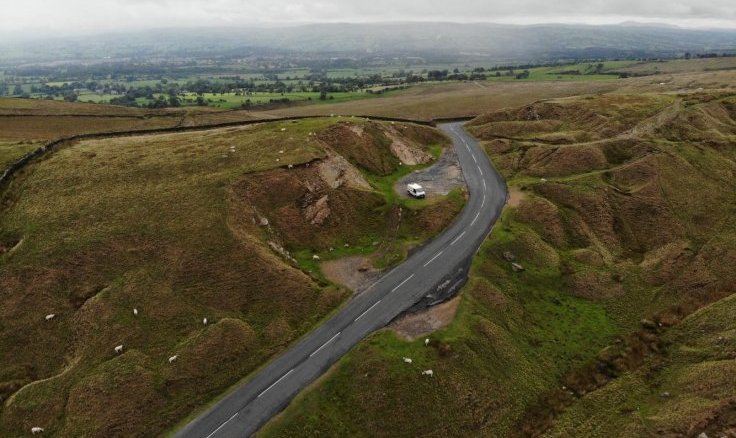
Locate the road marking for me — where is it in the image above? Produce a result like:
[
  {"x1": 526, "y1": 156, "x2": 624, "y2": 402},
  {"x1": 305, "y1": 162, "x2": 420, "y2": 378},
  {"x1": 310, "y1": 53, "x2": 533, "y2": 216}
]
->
[
  {"x1": 481, "y1": 194, "x2": 486, "y2": 208},
  {"x1": 450, "y1": 231, "x2": 466, "y2": 246},
  {"x1": 310, "y1": 331, "x2": 342, "y2": 357},
  {"x1": 471, "y1": 211, "x2": 480, "y2": 226},
  {"x1": 258, "y1": 369, "x2": 295, "y2": 398},
  {"x1": 483, "y1": 179, "x2": 486, "y2": 190},
  {"x1": 477, "y1": 165, "x2": 483, "y2": 176},
  {"x1": 423, "y1": 251, "x2": 443, "y2": 267},
  {"x1": 206, "y1": 413, "x2": 239, "y2": 438},
  {"x1": 471, "y1": 154, "x2": 477, "y2": 163},
  {"x1": 391, "y1": 274, "x2": 415, "y2": 292},
  {"x1": 354, "y1": 301, "x2": 381, "y2": 322}
]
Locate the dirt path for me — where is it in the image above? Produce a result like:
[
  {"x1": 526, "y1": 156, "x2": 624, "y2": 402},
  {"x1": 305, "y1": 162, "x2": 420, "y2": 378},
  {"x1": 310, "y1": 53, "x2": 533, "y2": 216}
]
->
[{"x1": 394, "y1": 144, "x2": 466, "y2": 198}]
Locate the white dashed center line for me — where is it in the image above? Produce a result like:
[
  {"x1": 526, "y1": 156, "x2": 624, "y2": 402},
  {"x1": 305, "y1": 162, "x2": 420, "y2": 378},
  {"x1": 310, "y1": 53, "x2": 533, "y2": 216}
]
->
[
  {"x1": 310, "y1": 332, "x2": 342, "y2": 357},
  {"x1": 258, "y1": 369, "x2": 295, "y2": 398},
  {"x1": 450, "y1": 231, "x2": 466, "y2": 246},
  {"x1": 354, "y1": 301, "x2": 381, "y2": 322},
  {"x1": 423, "y1": 251, "x2": 443, "y2": 267},
  {"x1": 206, "y1": 413, "x2": 239, "y2": 438},
  {"x1": 471, "y1": 211, "x2": 480, "y2": 226},
  {"x1": 391, "y1": 274, "x2": 414, "y2": 292}
]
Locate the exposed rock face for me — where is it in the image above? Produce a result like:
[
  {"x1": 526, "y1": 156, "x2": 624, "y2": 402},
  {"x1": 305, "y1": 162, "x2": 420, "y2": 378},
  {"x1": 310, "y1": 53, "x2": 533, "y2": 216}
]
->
[
  {"x1": 317, "y1": 151, "x2": 371, "y2": 190},
  {"x1": 304, "y1": 195, "x2": 331, "y2": 225},
  {"x1": 385, "y1": 129, "x2": 433, "y2": 165}
]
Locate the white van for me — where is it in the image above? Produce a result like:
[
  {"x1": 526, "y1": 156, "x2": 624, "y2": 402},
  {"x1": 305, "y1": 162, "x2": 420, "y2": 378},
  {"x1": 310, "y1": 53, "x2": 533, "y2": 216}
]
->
[{"x1": 407, "y1": 183, "x2": 426, "y2": 198}]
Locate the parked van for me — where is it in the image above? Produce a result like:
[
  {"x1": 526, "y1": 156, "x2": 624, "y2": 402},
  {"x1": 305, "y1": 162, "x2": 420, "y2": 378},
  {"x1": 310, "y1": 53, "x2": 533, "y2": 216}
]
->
[{"x1": 407, "y1": 183, "x2": 426, "y2": 198}]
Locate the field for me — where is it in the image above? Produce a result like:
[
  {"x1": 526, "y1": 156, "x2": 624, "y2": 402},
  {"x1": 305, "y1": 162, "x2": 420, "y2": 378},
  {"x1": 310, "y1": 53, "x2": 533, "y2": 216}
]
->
[
  {"x1": 259, "y1": 87, "x2": 736, "y2": 437},
  {"x1": 1, "y1": 57, "x2": 736, "y2": 437},
  {"x1": 0, "y1": 115, "x2": 461, "y2": 437},
  {"x1": 264, "y1": 69, "x2": 736, "y2": 120}
]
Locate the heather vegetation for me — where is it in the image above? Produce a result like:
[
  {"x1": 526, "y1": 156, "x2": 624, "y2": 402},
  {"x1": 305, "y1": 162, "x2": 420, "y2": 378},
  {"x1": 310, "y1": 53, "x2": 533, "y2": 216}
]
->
[
  {"x1": 0, "y1": 116, "x2": 454, "y2": 437},
  {"x1": 260, "y1": 89, "x2": 736, "y2": 437}
]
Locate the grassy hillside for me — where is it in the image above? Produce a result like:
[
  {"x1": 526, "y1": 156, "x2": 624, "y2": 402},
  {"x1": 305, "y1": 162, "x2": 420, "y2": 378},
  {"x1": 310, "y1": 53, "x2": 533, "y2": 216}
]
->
[
  {"x1": 0, "y1": 117, "x2": 454, "y2": 437},
  {"x1": 266, "y1": 69, "x2": 736, "y2": 120},
  {"x1": 259, "y1": 90, "x2": 736, "y2": 437}
]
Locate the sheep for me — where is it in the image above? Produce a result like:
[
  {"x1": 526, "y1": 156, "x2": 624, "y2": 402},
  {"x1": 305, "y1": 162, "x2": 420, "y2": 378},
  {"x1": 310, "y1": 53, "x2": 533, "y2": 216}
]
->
[
  {"x1": 422, "y1": 369, "x2": 434, "y2": 377},
  {"x1": 312, "y1": 254, "x2": 320, "y2": 260},
  {"x1": 133, "y1": 308, "x2": 138, "y2": 316},
  {"x1": 31, "y1": 427, "x2": 44, "y2": 434},
  {"x1": 403, "y1": 357, "x2": 412, "y2": 364},
  {"x1": 203, "y1": 317, "x2": 208, "y2": 325},
  {"x1": 114, "y1": 345, "x2": 124, "y2": 354},
  {"x1": 287, "y1": 164, "x2": 293, "y2": 169},
  {"x1": 424, "y1": 338, "x2": 430, "y2": 346},
  {"x1": 168, "y1": 355, "x2": 178, "y2": 364},
  {"x1": 280, "y1": 128, "x2": 286, "y2": 132},
  {"x1": 45, "y1": 314, "x2": 56, "y2": 321}
]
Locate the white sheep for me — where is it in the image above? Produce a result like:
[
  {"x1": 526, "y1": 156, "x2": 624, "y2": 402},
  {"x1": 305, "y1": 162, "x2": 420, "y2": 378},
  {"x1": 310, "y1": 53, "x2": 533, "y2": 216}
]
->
[
  {"x1": 403, "y1": 357, "x2": 412, "y2": 364},
  {"x1": 45, "y1": 314, "x2": 56, "y2": 321},
  {"x1": 312, "y1": 254, "x2": 320, "y2": 260},
  {"x1": 424, "y1": 338, "x2": 430, "y2": 346},
  {"x1": 280, "y1": 128, "x2": 286, "y2": 132},
  {"x1": 133, "y1": 308, "x2": 138, "y2": 316},
  {"x1": 203, "y1": 317, "x2": 208, "y2": 325},
  {"x1": 114, "y1": 345, "x2": 124, "y2": 354},
  {"x1": 168, "y1": 355, "x2": 178, "y2": 364},
  {"x1": 31, "y1": 427, "x2": 44, "y2": 434},
  {"x1": 422, "y1": 369, "x2": 434, "y2": 377}
]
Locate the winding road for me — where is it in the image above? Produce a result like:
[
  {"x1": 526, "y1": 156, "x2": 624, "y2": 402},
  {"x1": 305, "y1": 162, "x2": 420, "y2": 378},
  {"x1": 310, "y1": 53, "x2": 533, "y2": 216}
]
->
[{"x1": 174, "y1": 121, "x2": 508, "y2": 438}]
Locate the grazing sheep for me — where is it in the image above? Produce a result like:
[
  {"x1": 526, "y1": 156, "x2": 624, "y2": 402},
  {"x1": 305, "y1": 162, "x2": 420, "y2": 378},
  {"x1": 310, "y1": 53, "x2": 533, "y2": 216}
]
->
[
  {"x1": 31, "y1": 427, "x2": 44, "y2": 434},
  {"x1": 168, "y1": 355, "x2": 178, "y2": 364},
  {"x1": 422, "y1": 369, "x2": 434, "y2": 377},
  {"x1": 133, "y1": 308, "x2": 138, "y2": 316},
  {"x1": 312, "y1": 254, "x2": 320, "y2": 260},
  {"x1": 114, "y1": 345, "x2": 124, "y2": 354},
  {"x1": 203, "y1": 317, "x2": 208, "y2": 325},
  {"x1": 280, "y1": 128, "x2": 286, "y2": 132},
  {"x1": 403, "y1": 357, "x2": 412, "y2": 364},
  {"x1": 287, "y1": 164, "x2": 293, "y2": 169},
  {"x1": 424, "y1": 338, "x2": 430, "y2": 346},
  {"x1": 45, "y1": 314, "x2": 56, "y2": 321}
]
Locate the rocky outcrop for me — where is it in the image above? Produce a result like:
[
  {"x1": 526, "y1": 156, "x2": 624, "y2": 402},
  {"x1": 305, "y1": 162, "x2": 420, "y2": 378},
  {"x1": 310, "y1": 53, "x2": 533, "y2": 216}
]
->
[{"x1": 303, "y1": 195, "x2": 331, "y2": 225}]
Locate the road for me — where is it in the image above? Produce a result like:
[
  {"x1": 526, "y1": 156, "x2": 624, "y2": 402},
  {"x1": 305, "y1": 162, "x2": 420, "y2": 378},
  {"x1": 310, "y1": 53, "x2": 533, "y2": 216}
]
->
[{"x1": 174, "y1": 121, "x2": 508, "y2": 438}]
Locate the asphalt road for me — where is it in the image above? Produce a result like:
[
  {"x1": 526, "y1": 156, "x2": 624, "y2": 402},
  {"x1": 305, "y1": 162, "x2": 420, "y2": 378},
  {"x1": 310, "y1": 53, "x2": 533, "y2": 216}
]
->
[{"x1": 174, "y1": 121, "x2": 508, "y2": 438}]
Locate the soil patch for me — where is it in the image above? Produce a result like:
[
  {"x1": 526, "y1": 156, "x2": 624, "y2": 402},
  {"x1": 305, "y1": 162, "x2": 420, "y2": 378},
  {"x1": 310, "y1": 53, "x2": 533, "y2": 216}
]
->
[
  {"x1": 390, "y1": 296, "x2": 461, "y2": 340},
  {"x1": 507, "y1": 186, "x2": 526, "y2": 207},
  {"x1": 320, "y1": 256, "x2": 383, "y2": 293}
]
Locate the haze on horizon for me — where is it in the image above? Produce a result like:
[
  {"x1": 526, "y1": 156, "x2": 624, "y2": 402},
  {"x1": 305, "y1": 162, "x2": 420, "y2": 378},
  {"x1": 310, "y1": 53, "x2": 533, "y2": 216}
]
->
[{"x1": 4, "y1": 0, "x2": 736, "y2": 37}]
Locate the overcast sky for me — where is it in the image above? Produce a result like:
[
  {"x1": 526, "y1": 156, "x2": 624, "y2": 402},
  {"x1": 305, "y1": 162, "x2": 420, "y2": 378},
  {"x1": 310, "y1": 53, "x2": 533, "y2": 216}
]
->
[{"x1": 4, "y1": 0, "x2": 736, "y2": 35}]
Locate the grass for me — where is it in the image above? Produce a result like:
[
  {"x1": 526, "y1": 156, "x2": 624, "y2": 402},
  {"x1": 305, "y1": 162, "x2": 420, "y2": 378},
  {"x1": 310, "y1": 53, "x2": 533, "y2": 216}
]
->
[
  {"x1": 0, "y1": 140, "x2": 39, "y2": 170},
  {"x1": 0, "y1": 118, "x2": 335, "y2": 436},
  {"x1": 0, "y1": 116, "x2": 466, "y2": 437},
  {"x1": 258, "y1": 87, "x2": 736, "y2": 437}
]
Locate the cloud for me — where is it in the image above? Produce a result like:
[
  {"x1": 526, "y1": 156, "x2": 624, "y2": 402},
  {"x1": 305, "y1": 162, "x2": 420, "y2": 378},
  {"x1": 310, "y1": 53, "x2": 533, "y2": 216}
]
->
[{"x1": 3, "y1": 0, "x2": 735, "y2": 34}]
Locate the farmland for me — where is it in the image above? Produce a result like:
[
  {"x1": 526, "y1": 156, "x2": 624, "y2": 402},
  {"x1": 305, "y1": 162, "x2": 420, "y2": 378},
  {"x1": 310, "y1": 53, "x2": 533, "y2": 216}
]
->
[{"x1": 1, "y1": 55, "x2": 735, "y2": 437}]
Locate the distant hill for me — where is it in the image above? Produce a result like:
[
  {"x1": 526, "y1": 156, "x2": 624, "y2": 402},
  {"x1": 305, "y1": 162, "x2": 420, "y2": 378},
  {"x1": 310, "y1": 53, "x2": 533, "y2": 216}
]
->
[{"x1": 2, "y1": 22, "x2": 736, "y2": 65}]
